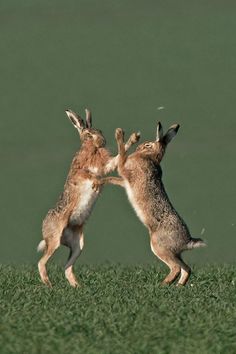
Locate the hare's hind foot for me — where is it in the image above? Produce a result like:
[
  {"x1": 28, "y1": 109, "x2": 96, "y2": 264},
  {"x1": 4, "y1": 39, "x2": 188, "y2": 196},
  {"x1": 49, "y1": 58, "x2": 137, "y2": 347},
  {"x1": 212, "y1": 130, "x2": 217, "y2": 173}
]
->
[
  {"x1": 65, "y1": 266, "x2": 80, "y2": 288},
  {"x1": 176, "y1": 264, "x2": 191, "y2": 286},
  {"x1": 38, "y1": 261, "x2": 53, "y2": 288},
  {"x1": 161, "y1": 260, "x2": 191, "y2": 287},
  {"x1": 161, "y1": 264, "x2": 181, "y2": 285}
]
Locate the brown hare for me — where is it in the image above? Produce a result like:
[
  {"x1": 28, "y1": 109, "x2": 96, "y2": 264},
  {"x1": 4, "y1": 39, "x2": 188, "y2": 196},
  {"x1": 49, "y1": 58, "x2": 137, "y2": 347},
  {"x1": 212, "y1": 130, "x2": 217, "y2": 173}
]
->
[
  {"x1": 37, "y1": 109, "x2": 140, "y2": 287},
  {"x1": 101, "y1": 123, "x2": 206, "y2": 286}
]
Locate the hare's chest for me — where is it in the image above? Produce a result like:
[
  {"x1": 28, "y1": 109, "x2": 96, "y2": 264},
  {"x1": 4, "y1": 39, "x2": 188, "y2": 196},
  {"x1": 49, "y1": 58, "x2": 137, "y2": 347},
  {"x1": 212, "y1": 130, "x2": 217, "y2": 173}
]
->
[
  {"x1": 89, "y1": 166, "x2": 99, "y2": 174},
  {"x1": 125, "y1": 181, "x2": 147, "y2": 225},
  {"x1": 69, "y1": 180, "x2": 98, "y2": 225}
]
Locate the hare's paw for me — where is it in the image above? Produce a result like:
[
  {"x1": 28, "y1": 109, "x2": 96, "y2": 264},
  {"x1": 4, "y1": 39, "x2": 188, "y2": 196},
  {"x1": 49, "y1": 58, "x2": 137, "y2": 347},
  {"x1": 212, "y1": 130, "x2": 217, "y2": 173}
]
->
[
  {"x1": 92, "y1": 179, "x2": 103, "y2": 192},
  {"x1": 115, "y1": 128, "x2": 124, "y2": 141},
  {"x1": 130, "y1": 132, "x2": 141, "y2": 144}
]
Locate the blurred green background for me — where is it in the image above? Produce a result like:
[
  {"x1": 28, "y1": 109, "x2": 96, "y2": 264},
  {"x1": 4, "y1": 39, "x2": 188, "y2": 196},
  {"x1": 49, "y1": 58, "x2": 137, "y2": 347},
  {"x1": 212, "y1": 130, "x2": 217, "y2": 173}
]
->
[{"x1": 1, "y1": 0, "x2": 235, "y2": 265}]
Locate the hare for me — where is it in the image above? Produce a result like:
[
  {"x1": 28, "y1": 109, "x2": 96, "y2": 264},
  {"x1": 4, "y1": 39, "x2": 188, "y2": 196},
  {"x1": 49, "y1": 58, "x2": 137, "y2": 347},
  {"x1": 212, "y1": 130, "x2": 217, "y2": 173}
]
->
[
  {"x1": 37, "y1": 109, "x2": 140, "y2": 287},
  {"x1": 101, "y1": 123, "x2": 206, "y2": 286}
]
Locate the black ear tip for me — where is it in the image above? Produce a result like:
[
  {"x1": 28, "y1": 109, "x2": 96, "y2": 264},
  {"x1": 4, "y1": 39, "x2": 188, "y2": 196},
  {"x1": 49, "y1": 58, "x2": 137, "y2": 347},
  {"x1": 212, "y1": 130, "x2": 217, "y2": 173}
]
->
[
  {"x1": 65, "y1": 109, "x2": 73, "y2": 115},
  {"x1": 170, "y1": 123, "x2": 180, "y2": 132}
]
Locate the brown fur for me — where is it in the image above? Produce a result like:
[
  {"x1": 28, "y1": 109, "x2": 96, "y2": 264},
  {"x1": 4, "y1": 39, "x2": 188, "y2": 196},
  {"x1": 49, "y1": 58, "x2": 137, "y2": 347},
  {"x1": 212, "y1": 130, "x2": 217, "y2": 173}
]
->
[
  {"x1": 101, "y1": 124, "x2": 206, "y2": 286},
  {"x1": 38, "y1": 109, "x2": 140, "y2": 287}
]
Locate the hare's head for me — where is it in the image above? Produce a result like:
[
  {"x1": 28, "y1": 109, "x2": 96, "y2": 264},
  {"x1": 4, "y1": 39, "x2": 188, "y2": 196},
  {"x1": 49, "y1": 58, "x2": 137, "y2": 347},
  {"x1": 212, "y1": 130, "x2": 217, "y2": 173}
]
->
[
  {"x1": 66, "y1": 109, "x2": 106, "y2": 148},
  {"x1": 136, "y1": 122, "x2": 180, "y2": 162}
]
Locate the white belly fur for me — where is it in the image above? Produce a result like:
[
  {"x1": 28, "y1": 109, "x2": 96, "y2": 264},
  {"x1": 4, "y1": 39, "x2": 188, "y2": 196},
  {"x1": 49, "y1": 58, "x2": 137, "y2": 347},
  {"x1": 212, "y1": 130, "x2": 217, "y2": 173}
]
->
[
  {"x1": 125, "y1": 181, "x2": 146, "y2": 225},
  {"x1": 69, "y1": 180, "x2": 99, "y2": 225}
]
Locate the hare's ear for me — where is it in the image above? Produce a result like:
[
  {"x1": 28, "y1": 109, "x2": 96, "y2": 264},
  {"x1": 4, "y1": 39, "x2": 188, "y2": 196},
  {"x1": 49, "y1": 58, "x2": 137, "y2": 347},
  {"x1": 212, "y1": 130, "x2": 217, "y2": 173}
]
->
[
  {"x1": 163, "y1": 124, "x2": 180, "y2": 144},
  {"x1": 85, "y1": 108, "x2": 92, "y2": 129},
  {"x1": 65, "y1": 109, "x2": 85, "y2": 132},
  {"x1": 156, "y1": 122, "x2": 164, "y2": 141}
]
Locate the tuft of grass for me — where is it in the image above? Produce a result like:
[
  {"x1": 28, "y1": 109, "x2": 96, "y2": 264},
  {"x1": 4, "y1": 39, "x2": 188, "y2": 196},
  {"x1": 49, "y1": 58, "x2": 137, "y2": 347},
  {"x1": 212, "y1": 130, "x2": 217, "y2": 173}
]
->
[{"x1": 0, "y1": 264, "x2": 236, "y2": 354}]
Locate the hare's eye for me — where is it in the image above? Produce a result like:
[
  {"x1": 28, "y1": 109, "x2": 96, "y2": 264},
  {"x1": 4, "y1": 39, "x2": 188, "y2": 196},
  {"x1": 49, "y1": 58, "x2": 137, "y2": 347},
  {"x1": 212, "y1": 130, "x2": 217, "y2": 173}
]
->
[{"x1": 145, "y1": 143, "x2": 152, "y2": 148}]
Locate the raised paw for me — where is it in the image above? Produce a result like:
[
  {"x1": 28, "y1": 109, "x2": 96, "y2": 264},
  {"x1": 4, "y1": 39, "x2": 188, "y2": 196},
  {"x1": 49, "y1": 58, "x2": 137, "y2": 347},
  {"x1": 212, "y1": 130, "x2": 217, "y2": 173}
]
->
[
  {"x1": 115, "y1": 128, "x2": 124, "y2": 142},
  {"x1": 130, "y1": 132, "x2": 141, "y2": 144},
  {"x1": 92, "y1": 179, "x2": 103, "y2": 192}
]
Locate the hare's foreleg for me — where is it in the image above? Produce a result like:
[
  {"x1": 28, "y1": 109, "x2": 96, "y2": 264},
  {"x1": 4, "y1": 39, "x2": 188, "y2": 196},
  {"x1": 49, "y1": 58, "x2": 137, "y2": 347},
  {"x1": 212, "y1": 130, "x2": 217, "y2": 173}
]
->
[
  {"x1": 100, "y1": 176, "x2": 125, "y2": 188},
  {"x1": 115, "y1": 128, "x2": 127, "y2": 173},
  {"x1": 115, "y1": 128, "x2": 126, "y2": 160},
  {"x1": 61, "y1": 225, "x2": 84, "y2": 287},
  {"x1": 104, "y1": 132, "x2": 140, "y2": 174},
  {"x1": 124, "y1": 132, "x2": 140, "y2": 151}
]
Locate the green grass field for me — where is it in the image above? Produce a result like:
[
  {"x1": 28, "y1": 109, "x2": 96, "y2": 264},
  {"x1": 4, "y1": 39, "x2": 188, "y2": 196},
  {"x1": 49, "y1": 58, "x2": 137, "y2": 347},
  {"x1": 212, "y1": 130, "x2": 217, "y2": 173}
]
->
[{"x1": 0, "y1": 264, "x2": 235, "y2": 354}]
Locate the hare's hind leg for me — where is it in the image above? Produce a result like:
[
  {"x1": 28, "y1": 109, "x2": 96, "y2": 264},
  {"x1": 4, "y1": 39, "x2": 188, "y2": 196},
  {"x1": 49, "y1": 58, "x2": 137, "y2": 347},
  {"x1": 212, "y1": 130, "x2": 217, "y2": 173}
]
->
[
  {"x1": 38, "y1": 236, "x2": 60, "y2": 287},
  {"x1": 38, "y1": 216, "x2": 65, "y2": 287},
  {"x1": 61, "y1": 225, "x2": 84, "y2": 287},
  {"x1": 150, "y1": 239, "x2": 181, "y2": 285},
  {"x1": 150, "y1": 237, "x2": 191, "y2": 286},
  {"x1": 176, "y1": 257, "x2": 191, "y2": 286}
]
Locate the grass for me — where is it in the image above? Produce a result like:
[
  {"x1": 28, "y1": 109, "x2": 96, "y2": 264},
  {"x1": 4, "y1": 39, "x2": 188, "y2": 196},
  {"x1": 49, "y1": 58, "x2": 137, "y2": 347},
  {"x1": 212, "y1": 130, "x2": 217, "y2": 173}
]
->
[{"x1": 0, "y1": 264, "x2": 236, "y2": 354}]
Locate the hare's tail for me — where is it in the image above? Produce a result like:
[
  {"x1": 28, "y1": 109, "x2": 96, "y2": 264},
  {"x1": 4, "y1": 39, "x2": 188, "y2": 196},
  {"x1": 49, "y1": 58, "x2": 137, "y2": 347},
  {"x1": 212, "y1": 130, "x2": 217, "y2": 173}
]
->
[
  {"x1": 37, "y1": 240, "x2": 46, "y2": 252},
  {"x1": 187, "y1": 237, "x2": 206, "y2": 250}
]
